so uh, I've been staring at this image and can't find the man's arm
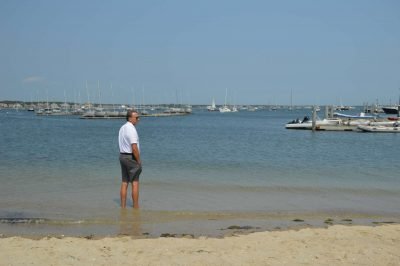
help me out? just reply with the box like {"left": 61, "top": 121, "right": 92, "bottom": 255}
{"left": 132, "top": 143, "right": 141, "bottom": 165}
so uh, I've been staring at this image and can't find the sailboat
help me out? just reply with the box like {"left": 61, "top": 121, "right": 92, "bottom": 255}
{"left": 94, "top": 81, "right": 106, "bottom": 117}
{"left": 82, "top": 81, "right": 95, "bottom": 118}
{"left": 140, "top": 86, "right": 149, "bottom": 115}
{"left": 231, "top": 92, "right": 238, "bottom": 112}
{"left": 207, "top": 98, "right": 218, "bottom": 111}
{"left": 44, "top": 90, "right": 52, "bottom": 115}
{"left": 106, "top": 84, "right": 120, "bottom": 117}
{"left": 219, "top": 89, "right": 232, "bottom": 113}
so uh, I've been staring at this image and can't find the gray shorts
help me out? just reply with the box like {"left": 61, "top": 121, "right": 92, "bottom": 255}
{"left": 119, "top": 154, "right": 142, "bottom": 183}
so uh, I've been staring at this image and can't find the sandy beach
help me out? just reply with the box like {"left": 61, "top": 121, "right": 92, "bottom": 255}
{"left": 1, "top": 224, "right": 399, "bottom": 265}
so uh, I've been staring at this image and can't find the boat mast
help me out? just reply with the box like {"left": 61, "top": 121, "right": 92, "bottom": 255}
{"left": 64, "top": 90, "right": 67, "bottom": 112}
{"left": 142, "top": 85, "right": 145, "bottom": 111}
{"left": 98, "top": 80, "right": 101, "bottom": 109}
{"left": 224, "top": 88, "right": 228, "bottom": 107}
{"left": 398, "top": 88, "right": 400, "bottom": 117}
{"left": 111, "top": 83, "right": 115, "bottom": 112}
{"left": 46, "top": 89, "right": 49, "bottom": 110}
{"left": 398, "top": 87, "right": 400, "bottom": 105}
{"left": 86, "top": 80, "right": 91, "bottom": 111}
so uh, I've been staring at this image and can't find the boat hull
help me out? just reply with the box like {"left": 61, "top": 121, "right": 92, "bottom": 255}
{"left": 382, "top": 107, "right": 399, "bottom": 115}
{"left": 358, "top": 125, "right": 400, "bottom": 133}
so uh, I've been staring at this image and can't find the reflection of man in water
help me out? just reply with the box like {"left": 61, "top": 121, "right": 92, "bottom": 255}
{"left": 118, "top": 110, "right": 142, "bottom": 208}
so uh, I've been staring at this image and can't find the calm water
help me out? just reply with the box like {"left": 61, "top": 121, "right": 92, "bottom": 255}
{"left": 0, "top": 108, "right": 399, "bottom": 235}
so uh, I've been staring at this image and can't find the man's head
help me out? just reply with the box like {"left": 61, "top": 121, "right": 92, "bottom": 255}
{"left": 126, "top": 110, "right": 140, "bottom": 124}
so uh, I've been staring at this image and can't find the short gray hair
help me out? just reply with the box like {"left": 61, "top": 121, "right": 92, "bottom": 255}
{"left": 126, "top": 110, "right": 138, "bottom": 121}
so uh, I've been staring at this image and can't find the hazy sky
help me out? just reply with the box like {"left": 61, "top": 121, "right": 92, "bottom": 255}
{"left": 1, "top": 0, "right": 399, "bottom": 105}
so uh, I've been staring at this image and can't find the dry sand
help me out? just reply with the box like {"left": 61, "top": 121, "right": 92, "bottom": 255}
{"left": 1, "top": 224, "right": 399, "bottom": 265}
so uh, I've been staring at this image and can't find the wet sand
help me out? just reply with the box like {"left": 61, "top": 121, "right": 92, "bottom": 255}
{"left": 1, "top": 224, "right": 399, "bottom": 265}
{"left": 1, "top": 210, "right": 400, "bottom": 239}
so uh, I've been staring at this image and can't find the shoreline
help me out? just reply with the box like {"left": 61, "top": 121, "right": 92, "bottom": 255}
{"left": 1, "top": 210, "right": 399, "bottom": 239}
{"left": 1, "top": 224, "right": 399, "bottom": 265}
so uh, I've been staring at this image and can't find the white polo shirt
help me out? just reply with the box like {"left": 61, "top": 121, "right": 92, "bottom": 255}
{"left": 118, "top": 122, "right": 140, "bottom": 153}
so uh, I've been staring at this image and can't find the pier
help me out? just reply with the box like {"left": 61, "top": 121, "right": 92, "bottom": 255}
{"left": 286, "top": 105, "right": 399, "bottom": 132}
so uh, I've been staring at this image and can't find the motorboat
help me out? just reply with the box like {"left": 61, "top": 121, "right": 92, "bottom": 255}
{"left": 358, "top": 124, "right": 400, "bottom": 133}
{"left": 285, "top": 116, "right": 341, "bottom": 129}
{"left": 334, "top": 112, "right": 375, "bottom": 119}
{"left": 382, "top": 106, "right": 399, "bottom": 115}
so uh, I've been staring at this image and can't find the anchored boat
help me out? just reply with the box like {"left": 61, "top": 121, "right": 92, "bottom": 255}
{"left": 285, "top": 116, "right": 341, "bottom": 130}
{"left": 357, "top": 124, "right": 400, "bottom": 133}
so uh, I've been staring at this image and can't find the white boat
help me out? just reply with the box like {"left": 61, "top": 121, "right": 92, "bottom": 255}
{"left": 119, "top": 110, "right": 127, "bottom": 117}
{"left": 71, "top": 108, "right": 84, "bottom": 115}
{"left": 82, "top": 110, "right": 95, "bottom": 118}
{"left": 207, "top": 98, "right": 218, "bottom": 111}
{"left": 219, "top": 106, "right": 232, "bottom": 113}
{"left": 357, "top": 124, "right": 400, "bottom": 133}
{"left": 164, "top": 107, "right": 183, "bottom": 114}
{"left": 184, "top": 105, "right": 192, "bottom": 114}
{"left": 335, "top": 105, "right": 354, "bottom": 111}
{"left": 219, "top": 89, "right": 232, "bottom": 113}
{"left": 49, "top": 108, "right": 71, "bottom": 116}
{"left": 35, "top": 109, "right": 44, "bottom": 115}
{"left": 44, "top": 108, "right": 52, "bottom": 115}
{"left": 140, "top": 109, "right": 149, "bottom": 115}
{"left": 285, "top": 116, "right": 341, "bottom": 129}
{"left": 343, "top": 120, "right": 396, "bottom": 127}
{"left": 334, "top": 112, "right": 375, "bottom": 119}
{"left": 106, "top": 110, "right": 120, "bottom": 117}
{"left": 94, "top": 108, "right": 106, "bottom": 117}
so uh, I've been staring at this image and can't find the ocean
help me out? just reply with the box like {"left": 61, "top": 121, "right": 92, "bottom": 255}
{"left": 0, "top": 108, "right": 399, "bottom": 237}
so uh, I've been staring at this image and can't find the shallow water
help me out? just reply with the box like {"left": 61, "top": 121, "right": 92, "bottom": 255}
{"left": 1, "top": 108, "right": 399, "bottom": 236}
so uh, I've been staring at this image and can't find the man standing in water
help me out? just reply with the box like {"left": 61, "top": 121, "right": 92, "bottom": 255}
{"left": 118, "top": 110, "right": 142, "bottom": 208}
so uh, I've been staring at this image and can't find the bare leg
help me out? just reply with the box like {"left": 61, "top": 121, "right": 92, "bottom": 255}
{"left": 120, "top": 182, "right": 128, "bottom": 208}
{"left": 132, "top": 180, "right": 140, "bottom": 209}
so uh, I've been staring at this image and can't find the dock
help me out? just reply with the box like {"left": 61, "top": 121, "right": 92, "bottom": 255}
{"left": 286, "top": 105, "right": 399, "bottom": 132}
{"left": 314, "top": 125, "right": 357, "bottom": 131}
